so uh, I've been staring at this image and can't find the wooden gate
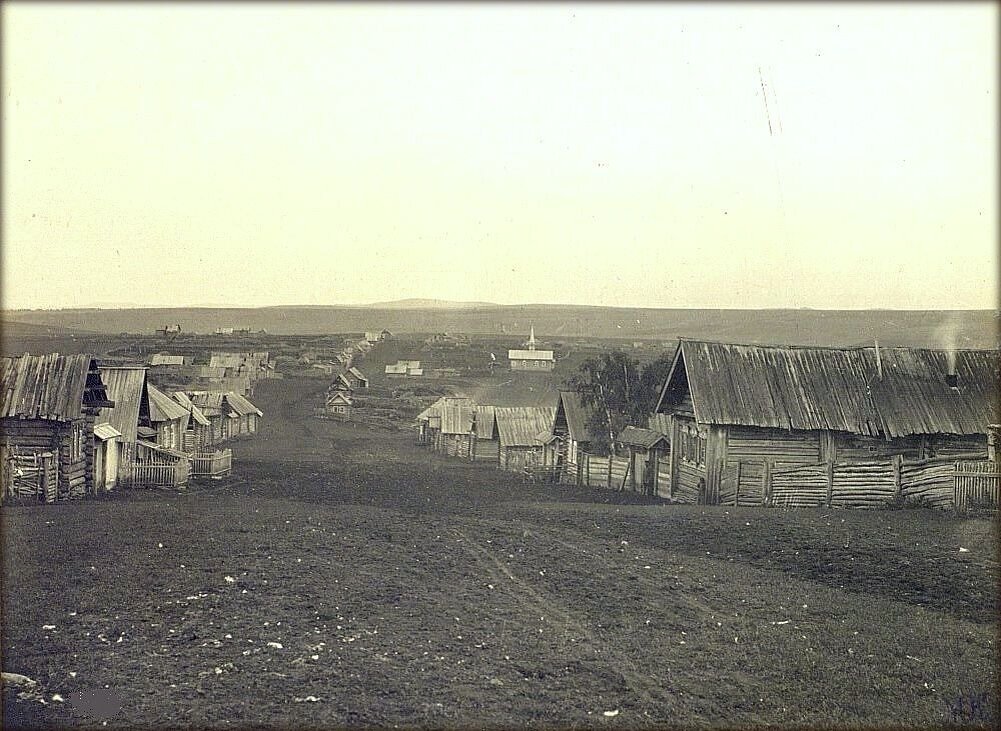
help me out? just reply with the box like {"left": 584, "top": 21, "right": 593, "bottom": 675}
{"left": 3, "top": 451, "right": 58, "bottom": 502}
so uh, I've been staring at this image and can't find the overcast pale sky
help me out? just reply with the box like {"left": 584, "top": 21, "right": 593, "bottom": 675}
{"left": 2, "top": 2, "right": 996, "bottom": 310}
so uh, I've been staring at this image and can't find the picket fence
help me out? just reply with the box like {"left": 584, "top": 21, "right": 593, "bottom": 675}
{"left": 190, "top": 449, "right": 233, "bottom": 478}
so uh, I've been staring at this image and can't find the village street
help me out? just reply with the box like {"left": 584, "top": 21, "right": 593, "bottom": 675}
{"left": 2, "top": 375, "right": 997, "bottom": 729}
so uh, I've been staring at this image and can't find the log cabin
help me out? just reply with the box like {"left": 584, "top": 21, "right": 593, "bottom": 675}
{"left": 171, "top": 391, "right": 214, "bottom": 452}
{"left": 653, "top": 340, "right": 999, "bottom": 504}
{"left": 1, "top": 354, "right": 114, "bottom": 499}
{"left": 495, "top": 406, "right": 557, "bottom": 471}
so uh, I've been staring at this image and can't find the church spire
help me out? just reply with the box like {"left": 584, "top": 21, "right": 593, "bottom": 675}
{"left": 528, "top": 325, "right": 536, "bottom": 350}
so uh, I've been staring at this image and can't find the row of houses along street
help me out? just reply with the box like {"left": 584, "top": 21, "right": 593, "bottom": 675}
{"left": 0, "top": 351, "right": 268, "bottom": 501}
{"left": 416, "top": 339, "right": 1000, "bottom": 513}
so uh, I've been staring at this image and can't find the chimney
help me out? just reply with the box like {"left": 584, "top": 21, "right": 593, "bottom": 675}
{"left": 945, "top": 350, "right": 959, "bottom": 389}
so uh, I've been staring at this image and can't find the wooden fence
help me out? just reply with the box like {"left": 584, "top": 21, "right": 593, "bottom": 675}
{"left": 954, "top": 461, "right": 1000, "bottom": 513}
{"left": 720, "top": 456, "right": 997, "bottom": 512}
{"left": 2, "top": 451, "right": 59, "bottom": 503}
{"left": 127, "top": 459, "right": 189, "bottom": 488}
{"left": 579, "top": 453, "right": 630, "bottom": 490}
{"left": 190, "top": 449, "right": 232, "bottom": 479}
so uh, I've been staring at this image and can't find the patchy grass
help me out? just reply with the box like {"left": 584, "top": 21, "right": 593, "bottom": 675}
{"left": 2, "top": 377, "right": 997, "bottom": 729}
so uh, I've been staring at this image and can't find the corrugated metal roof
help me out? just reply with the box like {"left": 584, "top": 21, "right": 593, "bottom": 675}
{"left": 1, "top": 353, "right": 107, "bottom": 421}
{"left": 171, "top": 391, "right": 211, "bottom": 426}
{"left": 98, "top": 366, "right": 149, "bottom": 443}
{"left": 618, "top": 426, "right": 669, "bottom": 449}
{"left": 94, "top": 423, "right": 122, "bottom": 441}
{"left": 659, "top": 340, "right": 999, "bottom": 438}
{"left": 225, "top": 391, "right": 262, "bottom": 416}
{"left": 495, "top": 406, "right": 556, "bottom": 447}
{"left": 147, "top": 384, "right": 191, "bottom": 423}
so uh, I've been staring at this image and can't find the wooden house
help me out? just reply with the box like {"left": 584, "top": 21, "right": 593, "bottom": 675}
{"left": 654, "top": 340, "right": 999, "bottom": 504}
{"left": 345, "top": 367, "right": 369, "bottom": 389}
{"left": 1, "top": 354, "right": 114, "bottom": 500}
{"left": 146, "top": 384, "right": 191, "bottom": 452}
{"left": 617, "top": 426, "right": 671, "bottom": 495}
{"left": 495, "top": 406, "right": 557, "bottom": 471}
{"left": 439, "top": 399, "right": 477, "bottom": 458}
{"left": 186, "top": 392, "right": 230, "bottom": 443}
{"left": 97, "top": 366, "right": 150, "bottom": 486}
{"left": 171, "top": 392, "right": 214, "bottom": 452}
{"left": 325, "top": 391, "right": 353, "bottom": 419}
{"left": 542, "top": 391, "right": 595, "bottom": 481}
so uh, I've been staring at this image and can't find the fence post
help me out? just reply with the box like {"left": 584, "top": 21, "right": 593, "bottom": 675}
{"left": 762, "top": 460, "right": 772, "bottom": 507}
{"left": 606, "top": 455, "right": 612, "bottom": 490}
{"left": 826, "top": 459, "right": 834, "bottom": 507}
{"left": 734, "top": 461, "right": 741, "bottom": 506}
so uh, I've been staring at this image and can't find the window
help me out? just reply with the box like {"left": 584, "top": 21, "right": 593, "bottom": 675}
{"left": 678, "top": 424, "right": 706, "bottom": 467}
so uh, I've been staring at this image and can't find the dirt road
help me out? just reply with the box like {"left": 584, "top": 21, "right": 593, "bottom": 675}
{"left": 2, "top": 377, "right": 996, "bottom": 728}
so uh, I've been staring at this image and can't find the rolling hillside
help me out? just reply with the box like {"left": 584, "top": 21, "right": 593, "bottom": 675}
{"left": 2, "top": 305, "right": 997, "bottom": 349}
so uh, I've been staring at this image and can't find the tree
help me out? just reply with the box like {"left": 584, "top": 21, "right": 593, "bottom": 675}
{"left": 566, "top": 350, "right": 674, "bottom": 455}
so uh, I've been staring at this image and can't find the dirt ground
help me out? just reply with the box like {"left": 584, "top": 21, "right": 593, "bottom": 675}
{"left": 2, "top": 376, "right": 997, "bottom": 729}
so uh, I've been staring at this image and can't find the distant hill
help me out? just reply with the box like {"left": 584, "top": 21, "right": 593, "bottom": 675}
{"left": 361, "top": 298, "right": 499, "bottom": 309}
{"left": 2, "top": 305, "right": 997, "bottom": 349}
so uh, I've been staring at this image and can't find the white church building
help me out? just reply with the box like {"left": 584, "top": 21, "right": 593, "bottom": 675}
{"left": 508, "top": 327, "right": 555, "bottom": 372}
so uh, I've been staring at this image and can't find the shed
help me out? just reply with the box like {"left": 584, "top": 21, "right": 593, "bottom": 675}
{"left": 172, "top": 391, "right": 213, "bottom": 452}
{"left": 617, "top": 426, "right": 671, "bottom": 495}
{"left": 345, "top": 367, "right": 369, "bottom": 389}
{"left": 1, "top": 353, "right": 114, "bottom": 500}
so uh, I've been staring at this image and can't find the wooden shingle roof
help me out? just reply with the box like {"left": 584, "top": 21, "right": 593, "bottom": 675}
{"left": 1, "top": 353, "right": 112, "bottom": 420}
{"left": 657, "top": 340, "right": 999, "bottom": 438}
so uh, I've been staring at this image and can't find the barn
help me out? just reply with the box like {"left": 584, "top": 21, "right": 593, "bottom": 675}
{"left": 495, "top": 406, "right": 556, "bottom": 471}
{"left": 1, "top": 353, "right": 114, "bottom": 500}
{"left": 653, "top": 340, "right": 999, "bottom": 505}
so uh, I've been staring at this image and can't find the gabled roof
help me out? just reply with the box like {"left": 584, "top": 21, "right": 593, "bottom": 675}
{"left": 554, "top": 391, "right": 594, "bottom": 443}
{"left": 508, "top": 349, "right": 555, "bottom": 361}
{"left": 98, "top": 366, "right": 149, "bottom": 443}
{"left": 1, "top": 353, "right": 112, "bottom": 420}
{"left": 147, "top": 384, "right": 191, "bottom": 423}
{"left": 618, "top": 426, "right": 670, "bottom": 450}
{"left": 171, "top": 391, "right": 211, "bottom": 426}
{"left": 329, "top": 373, "right": 353, "bottom": 391}
{"left": 656, "top": 340, "right": 999, "bottom": 438}
{"left": 347, "top": 367, "right": 368, "bottom": 383}
{"left": 495, "top": 406, "right": 556, "bottom": 447}
{"left": 225, "top": 391, "right": 263, "bottom": 417}
{"left": 473, "top": 405, "right": 497, "bottom": 439}
{"left": 149, "top": 354, "right": 186, "bottom": 366}
{"left": 326, "top": 391, "right": 352, "bottom": 405}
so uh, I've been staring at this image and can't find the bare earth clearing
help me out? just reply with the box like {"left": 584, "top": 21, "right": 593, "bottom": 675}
{"left": 3, "top": 376, "right": 997, "bottom": 729}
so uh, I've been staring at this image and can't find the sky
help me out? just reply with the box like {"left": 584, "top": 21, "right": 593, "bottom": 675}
{"left": 2, "top": 2, "right": 997, "bottom": 311}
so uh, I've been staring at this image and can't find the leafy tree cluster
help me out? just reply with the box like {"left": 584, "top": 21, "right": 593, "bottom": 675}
{"left": 565, "top": 350, "right": 674, "bottom": 455}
